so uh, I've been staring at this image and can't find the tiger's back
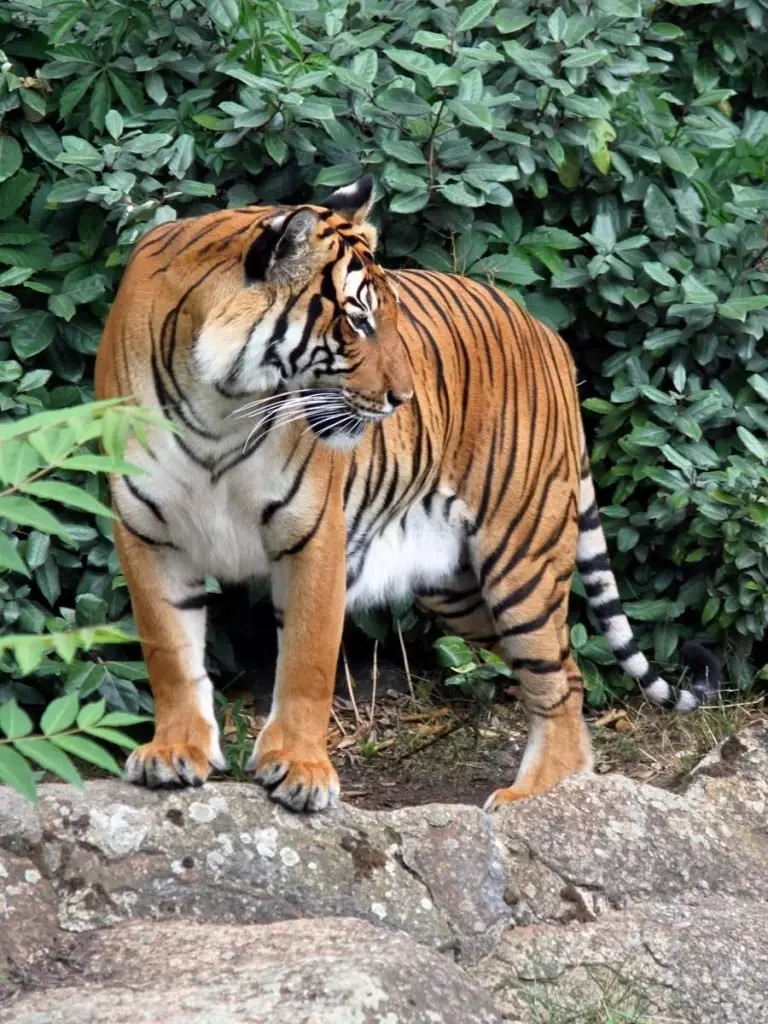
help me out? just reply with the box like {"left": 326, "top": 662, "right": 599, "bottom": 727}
{"left": 97, "top": 177, "right": 719, "bottom": 812}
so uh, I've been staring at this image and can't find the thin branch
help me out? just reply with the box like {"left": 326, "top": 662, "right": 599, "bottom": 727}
{"left": 342, "top": 645, "right": 361, "bottom": 728}
{"left": 369, "top": 639, "right": 378, "bottom": 731}
{"left": 396, "top": 621, "right": 416, "bottom": 703}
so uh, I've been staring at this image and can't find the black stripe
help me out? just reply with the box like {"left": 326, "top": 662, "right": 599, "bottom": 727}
{"left": 120, "top": 519, "right": 177, "bottom": 549}
{"left": 170, "top": 594, "right": 208, "bottom": 611}
{"left": 613, "top": 639, "right": 640, "bottom": 662}
{"left": 578, "top": 503, "right": 600, "bottom": 531}
{"left": 271, "top": 471, "right": 335, "bottom": 560}
{"left": 578, "top": 551, "right": 611, "bottom": 575}
{"left": 124, "top": 476, "right": 166, "bottom": 524}
{"left": 508, "top": 656, "right": 566, "bottom": 675}
{"left": 592, "top": 598, "right": 623, "bottom": 621}
{"left": 498, "top": 594, "right": 564, "bottom": 638}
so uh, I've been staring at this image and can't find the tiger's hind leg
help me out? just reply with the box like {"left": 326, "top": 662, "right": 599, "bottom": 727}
{"left": 480, "top": 558, "right": 592, "bottom": 809}
{"left": 483, "top": 651, "right": 591, "bottom": 810}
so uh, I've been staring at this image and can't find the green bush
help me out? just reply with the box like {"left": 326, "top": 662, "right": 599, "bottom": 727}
{"left": 1, "top": 0, "right": 767, "bottom": 709}
{"left": 0, "top": 399, "right": 163, "bottom": 800}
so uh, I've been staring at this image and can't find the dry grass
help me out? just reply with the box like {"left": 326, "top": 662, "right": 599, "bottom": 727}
{"left": 590, "top": 695, "right": 766, "bottom": 788}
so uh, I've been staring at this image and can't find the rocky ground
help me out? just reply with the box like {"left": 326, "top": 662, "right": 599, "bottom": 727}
{"left": 0, "top": 722, "right": 766, "bottom": 1023}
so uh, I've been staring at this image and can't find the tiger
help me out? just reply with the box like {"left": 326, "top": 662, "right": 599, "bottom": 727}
{"left": 95, "top": 175, "right": 719, "bottom": 813}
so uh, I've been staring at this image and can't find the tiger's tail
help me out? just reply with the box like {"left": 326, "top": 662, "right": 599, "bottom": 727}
{"left": 575, "top": 463, "right": 720, "bottom": 710}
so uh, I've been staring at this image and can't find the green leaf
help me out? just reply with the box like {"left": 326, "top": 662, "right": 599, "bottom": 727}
{"left": 472, "top": 254, "right": 541, "bottom": 285}
{"left": 11, "top": 311, "right": 56, "bottom": 359}
{"left": 21, "top": 124, "right": 62, "bottom": 163}
{"left": 434, "top": 635, "right": 475, "bottom": 669}
{"left": 205, "top": 0, "right": 240, "bottom": 30}
{"left": 642, "top": 262, "right": 676, "bottom": 287}
{"left": 145, "top": 72, "right": 167, "bottom": 107}
{"left": 40, "top": 692, "right": 80, "bottom": 735}
{"left": 457, "top": 0, "right": 498, "bottom": 32}
{"left": 100, "top": 711, "right": 152, "bottom": 727}
{"left": 570, "top": 623, "right": 588, "bottom": 650}
{"left": 105, "top": 109, "right": 124, "bottom": 140}
{"left": 14, "top": 737, "right": 83, "bottom": 788}
{"left": 0, "top": 138, "right": 23, "bottom": 183}
{"left": 48, "top": 294, "right": 77, "bottom": 321}
{"left": 682, "top": 274, "right": 718, "bottom": 305}
{"left": 51, "top": 733, "right": 122, "bottom": 775}
{"left": 0, "top": 746, "right": 38, "bottom": 803}
{"left": 0, "top": 533, "right": 29, "bottom": 576}
{"left": 519, "top": 227, "right": 583, "bottom": 250}
{"left": 0, "top": 171, "right": 39, "bottom": 220}
{"left": 384, "top": 49, "right": 438, "bottom": 79}
{"left": 717, "top": 296, "right": 768, "bottom": 321}
{"left": 377, "top": 87, "right": 431, "bottom": 117}
{"left": 82, "top": 726, "right": 139, "bottom": 750}
{"left": 623, "top": 599, "right": 681, "bottom": 622}
{"left": 737, "top": 426, "right": 768, "bottom": 464}
{"left": 77, "top": 698, "right": 106, "bottom": 729}
{"left": 643, "top": 185, "right": 677, "bottom": 239}
{"left": 0, "top": 496, "right": 70, "bottom": 540}
{"left": 169, "top": 135, "right": 195, "bottom": 178}
{"left": 0, "top": 699, "right": 33, "bottom": 739}
{"left": 20, "top": 481, "right": 116, "bottom": 520}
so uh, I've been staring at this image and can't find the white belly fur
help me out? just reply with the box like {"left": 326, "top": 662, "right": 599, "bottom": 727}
{"left": 346, "top": 502, "right": 465, "bottom": 611}
{"left": 122, "top": 435, "right": 464, "bottom": 604}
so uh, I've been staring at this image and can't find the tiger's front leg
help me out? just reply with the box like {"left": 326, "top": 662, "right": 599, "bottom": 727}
{"left": 248, "top": 482, "right": 346, "bottom": 812}
{"left": 114, "top": 521, "right": 227, "bottom": 788}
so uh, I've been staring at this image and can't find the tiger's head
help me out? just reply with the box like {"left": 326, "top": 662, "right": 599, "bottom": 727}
{"left": 194, "top": 176, "right": 413, "bottom": 448}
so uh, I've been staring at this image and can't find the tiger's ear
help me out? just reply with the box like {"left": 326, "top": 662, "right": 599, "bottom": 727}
{"left": 324, "top": 174, "right": 375, "bottom": 225}
{"left": 244, "top": 209, "right": 318, "bottom": 286}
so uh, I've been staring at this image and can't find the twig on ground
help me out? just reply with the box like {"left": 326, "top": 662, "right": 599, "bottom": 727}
{"left": 394, "top": 713, "right": 471, "bottom": 762}
{"left": 369, "top": 639, "right": 378, "bottom": 731}
{"left": 331, "top": 704, "right": 347, "bottom": 736}
{"left": 342, "top": 646, "right": 361, "bottom": 728}
{"left": 396, "top": 621, "right": 416, "bottom": 703}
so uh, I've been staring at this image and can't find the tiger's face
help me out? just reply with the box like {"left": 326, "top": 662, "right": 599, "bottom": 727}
{"left": 194, "top": 176, "right": 413, "bottom": 448}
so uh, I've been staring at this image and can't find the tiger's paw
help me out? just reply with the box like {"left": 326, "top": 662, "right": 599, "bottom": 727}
{"left": 483, "top": 785, "right": 537, "bottom": 812}
{"left": 247, "top": 745, "right": 340, "bottom": 813}
{"left": 124, "top": 736, "right": 227, "bottom": 789}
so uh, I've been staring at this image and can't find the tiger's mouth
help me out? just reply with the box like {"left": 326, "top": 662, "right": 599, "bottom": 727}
{"left": 303, "top": 392, "right": 367, "bottom": 446}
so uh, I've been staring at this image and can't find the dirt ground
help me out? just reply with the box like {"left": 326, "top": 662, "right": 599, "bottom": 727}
{"left": 218, "top": 652, "right": 767, "bottom": 811}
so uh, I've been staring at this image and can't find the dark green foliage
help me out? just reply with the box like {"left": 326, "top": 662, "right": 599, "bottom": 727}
{"left": 1, "top": 0, "right": 766, "bottom": 710}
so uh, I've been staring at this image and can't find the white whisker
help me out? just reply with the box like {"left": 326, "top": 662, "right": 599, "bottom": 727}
{"left": 242, "top": 402, "right": 348, "bottom": 453}
{"left": 229, "top": 387, "right": 339, "bottom": 419}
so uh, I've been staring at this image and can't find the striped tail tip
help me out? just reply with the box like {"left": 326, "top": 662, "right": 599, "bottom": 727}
{"left": 641, "top": 641, "right": 721, "bottom": 712}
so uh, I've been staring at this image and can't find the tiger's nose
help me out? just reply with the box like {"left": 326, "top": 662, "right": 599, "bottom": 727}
{"left": 386, "top": 388, "right": 413, "bottom": 409}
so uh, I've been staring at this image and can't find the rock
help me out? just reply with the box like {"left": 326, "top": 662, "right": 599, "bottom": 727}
{"left": 682, "top": 721, "right": 768, "bottom": 832}
{"left": 0, "top": 917, "right": 503, "bottom": 1024}
{"left": 471, "top": 898, "right": 768, "bottom": 1024}
{"left": 0, "top": 781, "right": 511, "bottom": 960}
{"left": 0, "top": 849, "right": 59, "bottom": 998}
{"left": 493, "top": 773, "right": 768, "bottom": 911}
{"left": 0, "top": 722, "right": 766, "bottom": 1024}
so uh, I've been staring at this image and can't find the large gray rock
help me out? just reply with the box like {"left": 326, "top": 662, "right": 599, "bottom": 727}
{"left": 1, "top": 722, "right": 766, "bottom": 1024}
{"left": 0, "top": 781, "right": 511, "bottom": 962}
{"left": 682, "top": 721, "right": 768, "bottom": 831}
{"left": 472, "top": 898, "right": 768, "bottom": 1024}
{"left": 0, "top": 917, "right": 503, "bottom": 1024}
